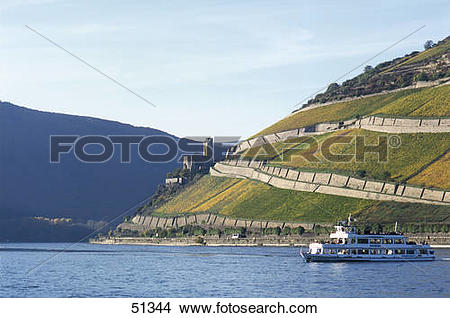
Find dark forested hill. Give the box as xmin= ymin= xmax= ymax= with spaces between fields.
xmin=0 ymin=102 xmax=180 ymax=240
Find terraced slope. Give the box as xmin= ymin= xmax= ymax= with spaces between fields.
xmin=148 ymin=175 xmax=449 ymax=224
xmin=150 ymin=175 xmax=372 ymax=222
xmin=408 ymin=153 xmax=450 ymax=189
xmin=139 ymin=39 xmax=450 ymax=227
xmin=254 ymin=84 xmax=450 ymax=137
xmin=382 ymin=38 xmax=450 ymax=73
xmin=372 ymin=84 xmax=450 ymax=117
xmin=243 ymin=129 xmax=450 ymax=188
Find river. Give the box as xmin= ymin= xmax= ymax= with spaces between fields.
xmin=1 ymin=243 xmax=449 ymax=297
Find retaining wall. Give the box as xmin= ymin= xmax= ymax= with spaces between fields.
xmin=120 ymin=213 xmax=315 ymax=232
xmin=213 ymin=161 xmax=449 ymax=206
xmin=233 ymin=115 xmax=450 ymax=154
xmin=357 ymin=116 xmax=450 ymax=133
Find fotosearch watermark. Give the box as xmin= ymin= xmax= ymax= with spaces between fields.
xmin=49 ymin=135 xmax=239 ymax=163
xmin=49 ymin=134 xmax=401 ymax=164
xmin=234 ymin=135 xmax=401 ymax=163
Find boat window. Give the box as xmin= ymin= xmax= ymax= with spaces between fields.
xmin=358 ymin=238 xmax=368 ymax=244
xmin=370 ymin=249 xmax=382 ymax=255
xmin=386 ymin=249 xmax=394 ymax=255
xmin=369 ymin=239 xmax=381 ymax=244
xmin=358 ymin=249 xmax=369 ymax=255
xmin=419 ymin=249 xmax=428 ymax=255
xmin=394 ymin=239 xmax=404 ymax=244
xmin=394 ymin=249 xmax=405 ymax=255
xmin=406 ymin=249 xmax=415 ymax=255
xmin=351 ymin=249 xmax=357 ymax=255
xmin=382 ymin=239 xmax=393 ymax=244
xmin=338 ymin=249 xmax=349 ymax=255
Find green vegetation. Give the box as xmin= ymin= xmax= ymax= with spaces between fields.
xmin=245 ymin=129 xmax=450 ymax=188
xmin=114 ymin=220 xmax=448 ymax=239
xmin=355 ymin=201 xmax=450 ymax=225
xmin=372 ymin=84 xmax=450 ymax=117
xmin=114 ymin=224 xmax=310 ymax=238
xmin=147 ymin=175 xmax=449 ymax=225
xmin=279 ymin=129 xmax=450 ymax=186
xmin=146 ymin=176 xmax=243 ymax=215
xmin=254 ymin=84 xmax=450 ymax=137
xmin=409 ymin=152 xmax=450 ymax=189
xmin=382 ymin=38 xmax=450 ymax=72
xmin=350 ymin=222 xmax=448 ymax=234
xmin=137 ymin=167 xmax=205 ymax=214
xmin=150 ymin=175 xmax=373 ymax=223
xmin=131 ymin=37 xmax=450 ymax=236
xmin=302 ymin=36 xmax=449 ymax=106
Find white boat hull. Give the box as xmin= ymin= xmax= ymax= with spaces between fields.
xmin=301 ymin=253 xmax=435 ymax=262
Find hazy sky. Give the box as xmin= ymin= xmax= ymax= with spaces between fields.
xmin=1 ymin=0 xmax=449 ymax=138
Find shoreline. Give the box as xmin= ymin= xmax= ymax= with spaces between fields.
xmin=90 ymin=237 xmax=311 ymax=247
xmin=90 ymin=235 xmax=450 ymax=248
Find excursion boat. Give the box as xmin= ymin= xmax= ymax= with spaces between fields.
xmin=300 ymin=220 xmax=435 ymax=262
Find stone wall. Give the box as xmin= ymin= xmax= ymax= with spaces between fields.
xmin=119 ymin=213 xmax=315 ymax=232
xmin=233 ymin=115 xmax=450 ymax=154
xmin=213 ymin=161 xmax=449 ymax=206
xmin=234 ymin=120 xmax=350 ymax=153
xmin=357 ymin=116 xmax=450 ymax=133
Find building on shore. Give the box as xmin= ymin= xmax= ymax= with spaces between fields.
xmin=165 ymin=177 xmax=185 ymax=186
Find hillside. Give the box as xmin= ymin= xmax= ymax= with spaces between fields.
xmin=301 ymin=36 xmax=449 ymax=107
xmin=120 ymin=36 xmax=450 ymax=233
xmin=255 ymin=83 xmax=450 ymax=137
xmin=242 ymin=129 xmax=450 ymax=189
xmin=0 ymin=102 xmax=180 ymax=241
xmin=146 ymin=175 xmax=448 ymax=224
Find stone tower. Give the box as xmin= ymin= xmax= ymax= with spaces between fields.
xmin=203 ymin=137 xmax=213 ymax=159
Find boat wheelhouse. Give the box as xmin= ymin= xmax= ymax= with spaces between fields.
xmin=300 ymin=223 xmax=435 ymax=262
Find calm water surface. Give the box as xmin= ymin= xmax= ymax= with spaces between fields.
xmin=0 ymin=243 xmax=449 ymax=297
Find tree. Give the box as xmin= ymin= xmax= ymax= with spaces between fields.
xmin=424 ymin=40 xmax=434 ymax=50
xmin=414 ymin=72 xmax=428 ymax=82
xmin=364 ymin=65 xmax=373 ymax=72
xmin=281 ymin=227 xmax=291 ymax=236
xmin=326 ymin=83 xmax=339 ymax=92
xmin=356 ymin=170 xmax=367 ymax=178
xmin=294 ymin=226 xmax=305 ymax=235
xmin=274 ymin=226 xmax=282 ymax=235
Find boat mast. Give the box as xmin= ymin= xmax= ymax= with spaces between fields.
xmin=394 ymin=221 xmax=398 ymax=233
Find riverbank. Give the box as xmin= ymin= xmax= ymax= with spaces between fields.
xmin=90 ymin=235 xmax=316 ymax=247
xmin=90 ymin=233 xmax=450 ymax=247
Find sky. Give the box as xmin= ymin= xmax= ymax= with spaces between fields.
xmin=1 ymin=0 xmax=449 ymax=138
